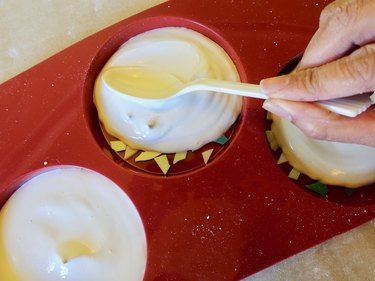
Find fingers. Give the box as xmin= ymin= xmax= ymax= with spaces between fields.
xmin=260 ymin=43 xmax=375 ymax=101
xmin=263 ymin=99 xmax=375 ymax=147
xmin=299 ymin=0 xmax=375 ymax=69
xmin=261 ymin=0 xmax=375 ymax=147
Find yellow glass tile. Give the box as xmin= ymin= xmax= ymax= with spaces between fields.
xmin=124 ymin=146 xmax=138 ymax=160
xmin=202 ymin=149 xmax=214 ymax=164
xmin=288 ymin=168 xmax=301 ymax=180
xmin=110 ymin=140 xmax=126 ymax=152
xmin=173 ymin=152 xmax=187 ymax=164
xmin=135 ymin=151 xmax=162 ymax=162
xmin=155 ymin=155 xmax=170 ymax=175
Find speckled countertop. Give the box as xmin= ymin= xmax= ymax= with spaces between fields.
xmin=1 ymin=1 xmax=374 ymax=280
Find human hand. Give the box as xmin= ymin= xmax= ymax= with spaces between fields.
xmin=261 ymin=0 xmax=375 ymax=147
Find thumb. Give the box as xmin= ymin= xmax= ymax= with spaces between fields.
xmin=263 ymin=98 xmax=375 ymax=147
xmin=261 ymin=43 xmax=375 ymax=101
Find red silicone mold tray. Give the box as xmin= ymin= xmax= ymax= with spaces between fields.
xmin=1 ymin=0 xmax=374 ymax=280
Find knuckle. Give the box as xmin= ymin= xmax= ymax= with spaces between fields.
xmin=299 ymin=122 xmax=328 ymax=140
xmin=344 ymin=44 xmax=375 ymax=89
xmin=319 ymin=2 xmax=336 ymax=24
xmin=320 ymin=0 xmax=362 ymax=32
xmin=291 ymin=69 xmax=323 ymax=101
xmin=293 ymin=109 xmax=337 ymax=141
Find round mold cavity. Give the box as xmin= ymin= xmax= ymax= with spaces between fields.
xmin=0 ymin=165 xmax=147 ymax=281
xmin=83 ymin=17 xmax=248 ymax=177
xmin=265 ymin=55 xmax=375 ymax=206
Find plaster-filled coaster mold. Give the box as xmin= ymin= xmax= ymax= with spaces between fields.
xmin=0 ymin=166 xmax=147 ymax=281
xmin=266 ymin=56 xmax=375 ymax=206
xmin=92 ymin=26 xmax=245 ymax=176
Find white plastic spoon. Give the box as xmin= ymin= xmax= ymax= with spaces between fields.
xmin=102 ymin=66 xmax=374 ymax=117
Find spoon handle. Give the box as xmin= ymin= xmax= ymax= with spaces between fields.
xmin=316 ymin=93 xmax=374 ymax=117
xmin=186 ymin=78 xmax=268 ymax=99
xmin=186 ymin=79 xmax=374 ymax=118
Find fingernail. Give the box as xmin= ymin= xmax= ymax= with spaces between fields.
xmin=262 ymin=100 xmax=293 ymax=121
xmin=260 ymin=75 xmax=289 ymax=95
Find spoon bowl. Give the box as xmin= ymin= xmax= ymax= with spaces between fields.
xmin=102 ymin=66 xmax=267 ymax=100
xmin=102 ymin=66 xmax=374 ymax=117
